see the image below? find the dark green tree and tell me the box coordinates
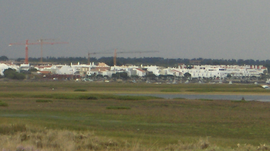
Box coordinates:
[28,67,38,72]
[0,56,8,61]
[3,68,16,79]
[145,72,156,80]
[3,68,25,80]
[184,72,191,79]
[112,72,128,79]
[227,74,232,79]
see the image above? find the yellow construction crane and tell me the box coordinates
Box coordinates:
[87,51,111,64]
[113,49,159,66]
[88,49,159,66]
[9,39,68,64]
[37,39,68,63]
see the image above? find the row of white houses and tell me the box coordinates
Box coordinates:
[0,62,267,79]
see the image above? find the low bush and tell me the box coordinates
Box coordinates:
[116,95,161,100]
[106,106,131,109]
[174,97,185,100]
[0,101,8,107]
[231,100,248,103]
[74,89,87,92]
[199,99,213,101]
[230,97,247,103]
[0,124,26,134]
[79,95,98,100]
[36,100,53,103]
[98,95,161,100]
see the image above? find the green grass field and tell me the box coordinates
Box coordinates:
[0,81,268,94]
[1,81,270,150]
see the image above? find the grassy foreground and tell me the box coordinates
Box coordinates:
[2,124,268,151]
[0,82,270,150]
[0,81,268,94]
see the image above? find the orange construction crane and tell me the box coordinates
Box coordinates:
[37,39,68,63]
[9,39,68,64]
[88,49,159,66]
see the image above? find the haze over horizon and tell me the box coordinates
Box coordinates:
[1,1,270,60]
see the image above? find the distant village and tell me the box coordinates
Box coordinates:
[0,61,268,84]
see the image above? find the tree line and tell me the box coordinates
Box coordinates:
[1,56,270,68]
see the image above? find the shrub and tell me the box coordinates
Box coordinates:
[106,106,131,110]
[74,89,87,92]
[231,100,247,103]
[36,100,53,103]
[174,97,185,100]
[116,95,161,100]
[79,95,98,100]
[199,99,213,101]
[3,68,25,80]
[0,101,8,107]
[0,124,26,134]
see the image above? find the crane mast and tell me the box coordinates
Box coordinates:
[113,49,159,66]
[114,49,117,66]
[88,49,159,66]
[9,40,40,64]
[9,39,68,64]
[37,39,68,63]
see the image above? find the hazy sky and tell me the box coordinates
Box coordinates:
[1,1,270,60]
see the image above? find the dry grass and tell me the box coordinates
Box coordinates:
[0,124,121,151]
[0,124,269,151]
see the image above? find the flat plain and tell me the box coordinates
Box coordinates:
[1,81,270,150]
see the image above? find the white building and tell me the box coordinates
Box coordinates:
[177,64,266,79]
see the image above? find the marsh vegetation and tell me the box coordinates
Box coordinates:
[0,82,270,150]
